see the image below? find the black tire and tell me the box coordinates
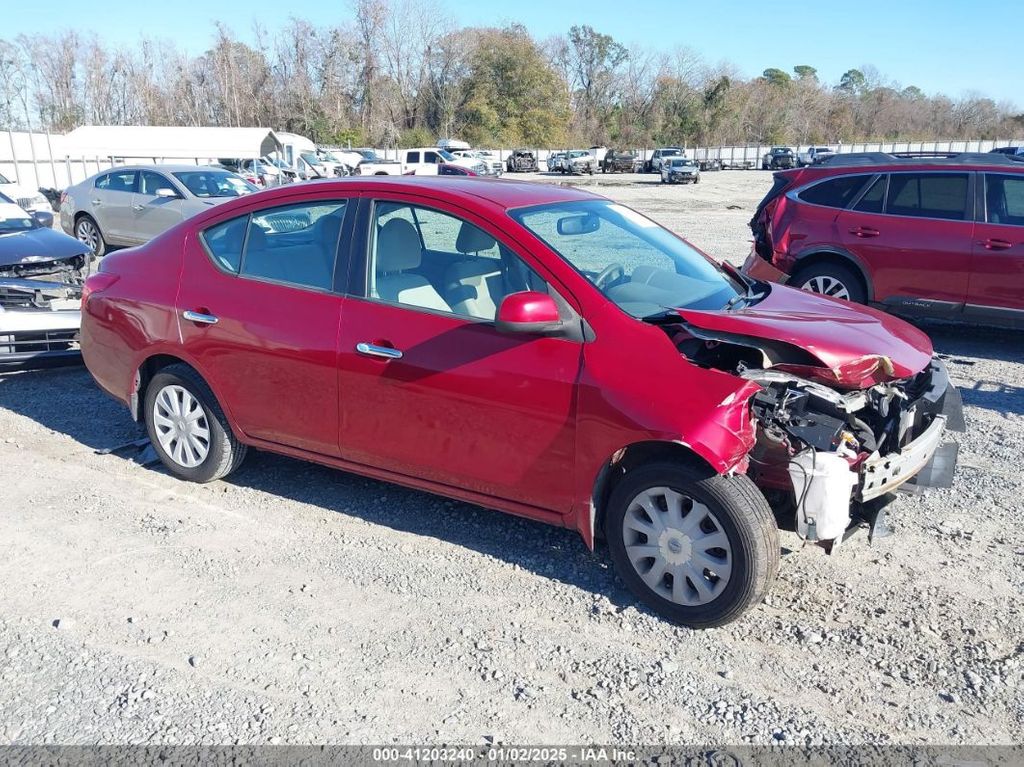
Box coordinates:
[694,176,700,184]
[144,364,247,483]
[791,261,867,304]
[75,214,107,257]
[604,462,779,628]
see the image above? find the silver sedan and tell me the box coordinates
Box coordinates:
[60,165,258,255]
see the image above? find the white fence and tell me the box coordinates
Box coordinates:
[3,129,1023,190]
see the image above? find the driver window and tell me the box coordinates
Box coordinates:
[140,171,177,197]
[368,201,545,321]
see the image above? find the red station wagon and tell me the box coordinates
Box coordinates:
[81,177,964,627]
[743,152,1024,328]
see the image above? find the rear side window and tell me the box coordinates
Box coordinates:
[853,175,887,213]
[241,201,347,291]
[986,174,1024,226]
[886,173,969,221]
[201,215,248,273]
[96,170,137,192]
[797,174,870,208]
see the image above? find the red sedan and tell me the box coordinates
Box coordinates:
[81,177,963,627]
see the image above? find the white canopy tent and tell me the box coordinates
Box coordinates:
[61,126,282,163]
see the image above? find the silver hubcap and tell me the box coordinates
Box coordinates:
[801,275,850,301]
[622,487,732,606]
[77,220,99,251]
[152,385,211,468]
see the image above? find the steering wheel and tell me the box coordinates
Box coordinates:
[592,262,625,289]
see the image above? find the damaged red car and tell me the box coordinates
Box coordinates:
[80,178,964,627]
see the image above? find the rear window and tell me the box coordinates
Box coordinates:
[797,174,871,209]
[201,215,248,273]
[886,173,969,221]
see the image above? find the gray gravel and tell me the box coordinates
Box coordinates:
[1,171,1022,746]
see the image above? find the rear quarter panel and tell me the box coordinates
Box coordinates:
[81,229,184,405]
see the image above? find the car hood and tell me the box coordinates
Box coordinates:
[674,283,934,388]
[0,226,90,267]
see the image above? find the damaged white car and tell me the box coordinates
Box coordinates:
[0,202,92,370]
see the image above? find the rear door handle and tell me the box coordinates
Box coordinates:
[355,342,403,360]
[182,310,219,325]
[849,226,880,238]
[132,203,145,211]
[979,238,1012,250]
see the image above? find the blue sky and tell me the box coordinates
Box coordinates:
[8,0,1021,108]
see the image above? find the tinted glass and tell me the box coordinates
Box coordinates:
[369,201,542,321]
[424,152,440,163]
[986,174,1024,226]
[240,201,347,290]
[139,171,177,196]
[853,175,887,213]
[201,215,248,273]
[798,175,870,208]
[407,151,420,163]
[512,200,742,318]
[173,170,257,198]
[886,173,968,221]
[97,170,136,192]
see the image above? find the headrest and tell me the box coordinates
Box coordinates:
[377,218,421,271]
[456,221,496,254]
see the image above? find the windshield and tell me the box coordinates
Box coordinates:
[0,204,35,232]
[300,151,321,166]
[670,158,694,167]
[435,148,456,161]
[511,200,743,318]
[662,149,682,157]
[358,149,379,161]
[0,173,10,184]
[173,171,258,198]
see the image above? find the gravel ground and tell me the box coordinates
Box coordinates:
[1,170,1022,747]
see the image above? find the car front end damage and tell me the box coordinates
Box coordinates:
[0,253,89,370]
[660,291,964,550]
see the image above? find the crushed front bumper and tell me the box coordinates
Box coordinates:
[857,359,964,500]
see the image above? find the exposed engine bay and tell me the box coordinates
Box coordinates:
[668,320,965,548]
[0,253,89,310]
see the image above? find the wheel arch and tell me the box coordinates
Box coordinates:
[130,353,243,443]
[585,440,717,549]
[792,248,874,302]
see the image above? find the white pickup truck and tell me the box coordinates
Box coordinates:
[354,147,486,177]
[797,146,835,166]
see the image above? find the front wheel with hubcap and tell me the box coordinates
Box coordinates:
[144,364,247,483]
[605,463,779,627]
[75,215,107,257]
[792,262,866,304]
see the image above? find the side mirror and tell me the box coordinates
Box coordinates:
[32,210,54,228]
[495,291,563,335]
[156,187,178,198]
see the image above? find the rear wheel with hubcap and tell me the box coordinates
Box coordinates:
[144,364,247,483]
[792,262,866,304]
[605,463,779,627]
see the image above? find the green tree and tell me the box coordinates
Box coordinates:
[762,68,791,87]
[838,68,866,94]
[460,25,569,146]
[793,65,817,81]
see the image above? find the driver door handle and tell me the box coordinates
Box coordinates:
[979,238,1012,250]
[355,342,403,360]
[849,226,880,238]
[91,199,102,206]
[182,310,219,325]
[132,204,145,211]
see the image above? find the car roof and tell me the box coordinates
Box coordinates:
[238,176,602,211]
[93,163,238,175]
[814,152,1024,170]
